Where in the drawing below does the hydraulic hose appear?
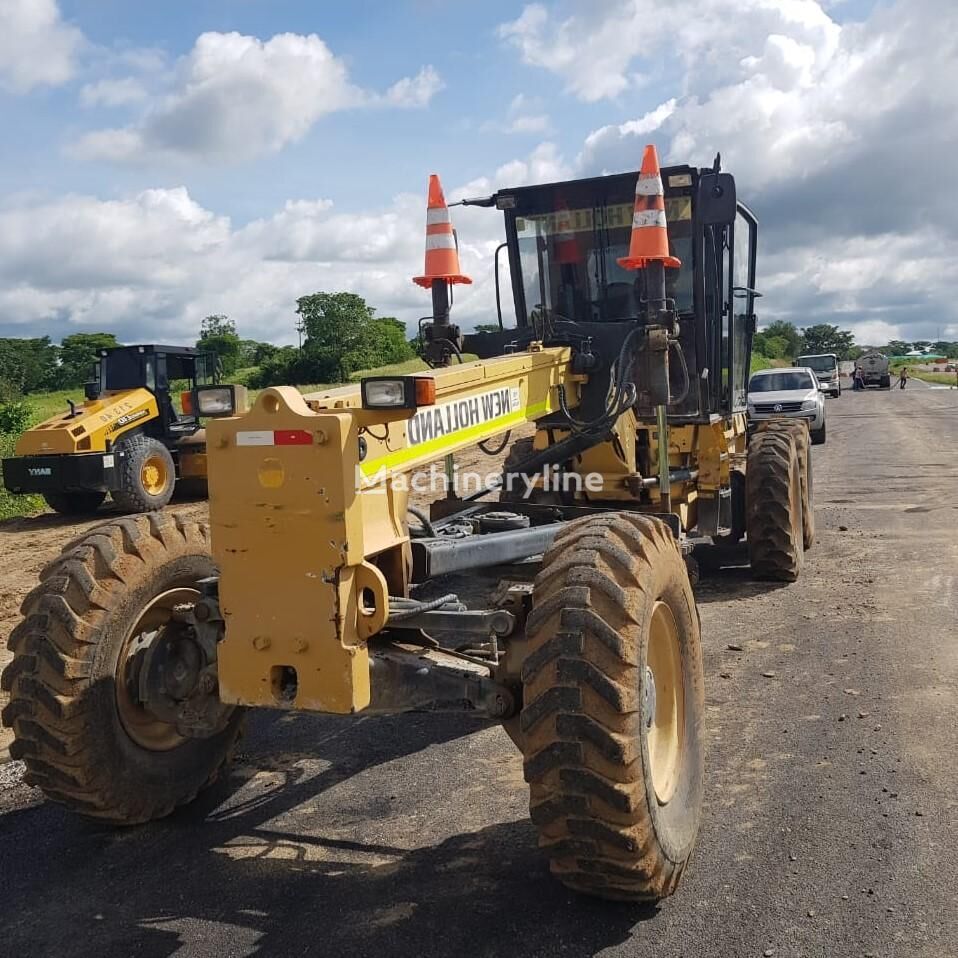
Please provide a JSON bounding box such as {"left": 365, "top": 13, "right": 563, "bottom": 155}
{"left": 407, "top": 506, "right": 437, "bottom": 538}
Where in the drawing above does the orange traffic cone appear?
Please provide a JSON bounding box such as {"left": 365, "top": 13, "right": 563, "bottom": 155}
{"left": 413, "top": 174, "right": 472, "bottom": 288}
{"left": 617, "top": 144, "right": 681, "bottom": 271}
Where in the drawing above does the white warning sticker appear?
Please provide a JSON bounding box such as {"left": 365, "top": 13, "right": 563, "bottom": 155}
{"left": 236, "top": 430, "right": 276, "bottom": 447}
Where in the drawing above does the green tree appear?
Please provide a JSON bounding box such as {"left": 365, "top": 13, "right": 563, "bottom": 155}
{"left": 239, "top": 339, "right": 278, "bottom": 367}
{"left": 297, "top": 292, "right": 372, "bottom": 381}
{"left": 345, "top": 317, "right": 413, "bottom": 372}
{"left": 296, "top": 293, "right": 412, "bottom": 382}
{"left": 0, "top": 337, "right": 60, "bottom": 394}
{"left": 248, "top": 346, "right": 299, "bottom": 389}
{"left": 884, "top": 340, "right": 911, "bottom": 356}
{"left": 197, "top": 315, "right": 242, "bottom": 376}
{"left": 799, "top": 324, "right": 855, "bottom": 358}
{"left": 762, "top": 321, "right": 802, "bottom": 359}
{"left": 58, "top": 332, "right": 119, "bottom": 388}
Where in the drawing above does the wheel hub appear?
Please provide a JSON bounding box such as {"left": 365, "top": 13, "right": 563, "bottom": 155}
{"left": 140, "top": 455, "right": 168, "bottom": 496}
{"left": 116, "top": 588, "right": 197, "bottom": 751}
{"left": 643, "top": 665, "right": 656, "bottom": 729}
{"left": 645, "top": 601, "right": 686, "bottom": 805}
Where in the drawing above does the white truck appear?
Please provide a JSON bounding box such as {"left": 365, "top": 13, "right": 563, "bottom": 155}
{"left": 796, "top": 352, "right": 841, "bottom": 397}
{"left": 857, "top": 350, "right": 891, "bottom": 389}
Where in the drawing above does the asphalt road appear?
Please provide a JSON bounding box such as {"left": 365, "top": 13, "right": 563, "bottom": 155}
{"left": 1, "top": 381, "right": 956, "bottom": 957}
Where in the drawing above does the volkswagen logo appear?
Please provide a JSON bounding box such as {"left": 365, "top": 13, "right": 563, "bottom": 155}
{"left": 773, "top": 403, "right": 783, "bottom": 412}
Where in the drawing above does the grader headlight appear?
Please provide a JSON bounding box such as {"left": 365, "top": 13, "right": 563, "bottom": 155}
{"left": 361, "top": 376, "right": 436, "bottom": 410}
{"left": 195, "top": 384, "right": 248, "bottom": 417}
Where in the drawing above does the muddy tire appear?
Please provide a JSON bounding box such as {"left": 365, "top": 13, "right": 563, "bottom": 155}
{"left": 763, "top": 422, "right": 814, "bottom": 550}
{"left": 42, "top": 490, "right": 107, "bottom": 516}
{"left": 520, "top": 512, "right": 704, "bottom": 901}
{"left": 1, "top": 512, "right": 243, "bottom": 824}
{"left": 112, "top": 434, "right": 176, "bottom": 513}
{"left": 746, "top": 429, "right": 805, "bottom": 581}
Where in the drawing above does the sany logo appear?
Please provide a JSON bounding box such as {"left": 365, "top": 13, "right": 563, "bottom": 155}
{"left": 28, "top": 467, "right": 52, "bottom": 477}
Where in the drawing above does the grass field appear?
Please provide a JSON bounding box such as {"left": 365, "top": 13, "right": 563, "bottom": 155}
{"left": 889, "top": 360, "right": 958, "bottom": 386}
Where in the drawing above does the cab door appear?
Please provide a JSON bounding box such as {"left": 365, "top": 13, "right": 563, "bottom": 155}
{"left": 729, "top": 206, "right": 758, "bottom": 412}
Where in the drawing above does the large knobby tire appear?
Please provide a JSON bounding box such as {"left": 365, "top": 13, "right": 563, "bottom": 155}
{"left": 520, "top": 513, "right": 704, "bottom": 901}
{"left": 112, "top": 434, "right": 176, "bottom": 513}
{"left": 42, "top": 490, "right": 107, "bottom": 516}
{"left": 763, "top": 421, "right": 814, "bottom": 550}
{"left": 1, "top": 512, "right": 244, "bottom": 824}
{"left": 746, "top": 429, "right": 805, "bottom": 581}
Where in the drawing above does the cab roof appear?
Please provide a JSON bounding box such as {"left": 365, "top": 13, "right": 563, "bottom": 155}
{"left": 100, "top": 344, "right": 202, "bottom": 357}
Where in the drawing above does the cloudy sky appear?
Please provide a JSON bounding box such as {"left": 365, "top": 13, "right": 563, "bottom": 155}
{"left": 0, "top": 0, "right": 955, "bottom": 347}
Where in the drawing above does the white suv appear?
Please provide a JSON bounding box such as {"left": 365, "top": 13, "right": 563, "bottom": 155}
{"left": 747, "top": 367, "right": 826, "bottom": 445}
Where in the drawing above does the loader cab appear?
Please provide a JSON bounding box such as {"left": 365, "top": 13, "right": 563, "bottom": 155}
{"left": 490, "top": 166, "right": 758, "bottom": 423}
{"left": 95, "top": 345, "right": 216, "bottom": 440}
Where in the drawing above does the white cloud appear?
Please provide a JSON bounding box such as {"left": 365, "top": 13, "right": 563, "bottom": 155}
{"left": 483, "top": 94, "right": 553, "bottom": 135}
{"left": 0, "top": 138, "right": 579, "bottom": 342}
{"left": 80, "top": 77, "right": 149, "bottom": 108}
{"left": 0, "top": 0, "right": 84, "bottom": 93}
{"left": 500, "top": 0, "right": 958, "bottom": 340}
{"left": 72, "top": 32, "right": 442, "bottom": 164}
{"left": 500, "top": 0, "right": 841, "bottom": 103}
{"left": 382, "top": 65, "right": 444, "bottom": 108}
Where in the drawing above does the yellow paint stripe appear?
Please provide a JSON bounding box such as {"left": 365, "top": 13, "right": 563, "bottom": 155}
{"left": 360, "top": 398, "right": 551, "bottom": 480}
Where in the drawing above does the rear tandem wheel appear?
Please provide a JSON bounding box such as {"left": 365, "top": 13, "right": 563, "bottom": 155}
{"left": 746, "top": 425, "right": 805, "bottom": 581}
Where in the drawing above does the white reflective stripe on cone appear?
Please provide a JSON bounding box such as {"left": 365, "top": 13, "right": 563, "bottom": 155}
{"left": 634, "top": 174, "right": 665, "bottom": 196}
{"left": 633, "top": 209, "right": 668, "bottom": 228}
{"left": 425, "top": 233, "right": 457, "bottom": 250}
{"left": 426, "top": 208, "right": 451, "bottom": 226}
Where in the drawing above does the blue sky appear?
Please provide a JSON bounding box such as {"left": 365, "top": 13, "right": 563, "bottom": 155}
{"left": 7, "top": 1, "right": 626, "bottom": 216}
{"left": 0, "top": 0, "right": 955, "bottom": 348}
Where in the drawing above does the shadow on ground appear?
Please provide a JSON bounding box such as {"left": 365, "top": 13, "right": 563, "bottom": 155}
{"left": 691, "top": 542, "right": 789, "bottom": 604}
{"left": 1, "top": 710, "right": 654, "bottom": 958}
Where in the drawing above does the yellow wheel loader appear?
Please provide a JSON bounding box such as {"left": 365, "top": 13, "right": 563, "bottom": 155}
{"left": 1, "top": 150, "right": 812, "bottom": 902}
{"left": 1, "top": 345, "right": 219, "bottom": 515}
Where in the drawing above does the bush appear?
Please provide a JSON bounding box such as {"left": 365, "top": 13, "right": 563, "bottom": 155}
{"left": 0, "top": 398, "right": 32, "bottom": 434}
{"left": 0, "top": 430, "right": 43, "bottom": 520}
{"left": 247, "top": 347, "right": 300, "bottom": 389}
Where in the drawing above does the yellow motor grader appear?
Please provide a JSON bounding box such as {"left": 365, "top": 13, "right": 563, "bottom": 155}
{"left": 2, "top": 344, "right": 216, "bottom": 515}
{"left": 1, "top": 151, "right": 812, "bottom": 902}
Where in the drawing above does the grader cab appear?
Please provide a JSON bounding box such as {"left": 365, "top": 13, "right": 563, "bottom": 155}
{"left": 1, "top": 147, "right": 813, "bottom": 902}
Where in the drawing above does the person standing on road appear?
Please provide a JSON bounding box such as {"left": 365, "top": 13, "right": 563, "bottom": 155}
{"left": 853, "top": 366, "right": 864, "bottom": 390}
{"left": 899, "top": 367, "right": 908, "bottom": 390}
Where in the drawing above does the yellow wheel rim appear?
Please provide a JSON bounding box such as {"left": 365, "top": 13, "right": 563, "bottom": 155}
{"left": 645, "top": 601, "right": 685, "bottom": 805}
{"left": 140, "top": 454, "right": 169, "bottom": 496}
{"left": 115, "top": 587, "right": 197, "bottom": 752}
